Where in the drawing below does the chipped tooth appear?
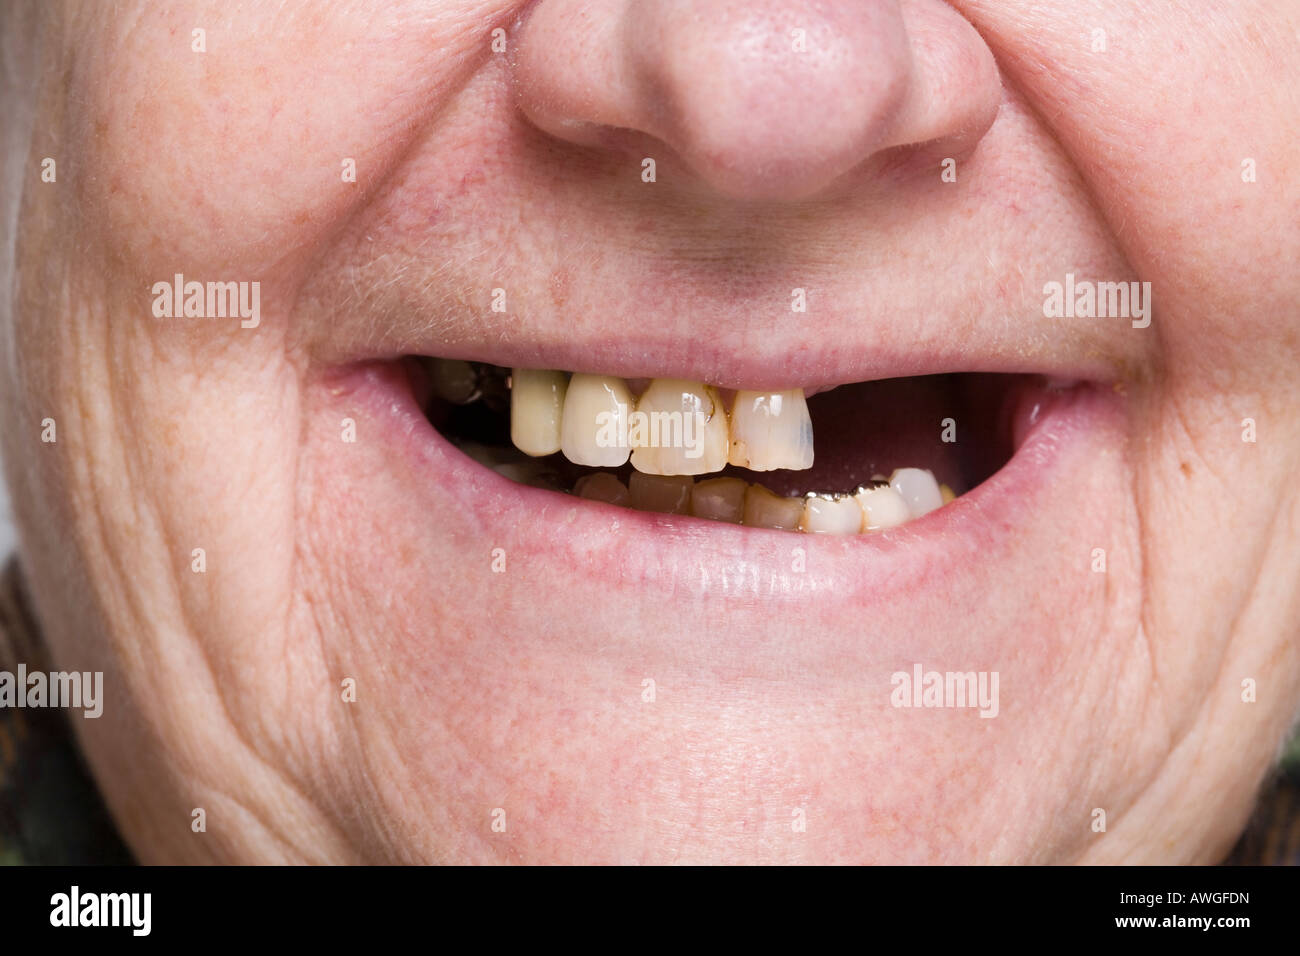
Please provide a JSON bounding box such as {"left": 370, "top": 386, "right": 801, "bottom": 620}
{"left": 727, "top": 389, "right": 814, "bottom": 472}
{"left": 890, "top": 468, "right": 944, "bottom": 519}
{"left": 561, "top": 374, "right": 636, "bottom": 467}
{"left": 629, "top": 379, "right": 730, "bottom": 475}
{"left": 800, "top": 494, "right": 864, "bottom": 534}
{"left": 430, "top": 358, "right": 481, "bottom": 404}
{"left": 510, "top": 368, "right": 568, "bottom": 457}
{"left": 742, "top": 484, "right": 805, "bottom": 530}
{"left": 691, "top": 477, "right": 747, "bottom": 523}
{"left": 628, "top": 472, "right": 694, "bottom": 514}
{"left": 940, "top": 483, "right": 956, "bottom": 504}
{"left": 855, "top": 484, "right": 910, "bottom": 531}
{"left": 574, "top": 471, "right": 630, "bottom": 506}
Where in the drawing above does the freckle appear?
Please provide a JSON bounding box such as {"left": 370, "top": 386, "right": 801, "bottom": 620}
{"left": 293, "top": 210, "right": 309, "bottom": 225}
{"left": 1180, "top": 462, "right": 1192, "bottom": 478}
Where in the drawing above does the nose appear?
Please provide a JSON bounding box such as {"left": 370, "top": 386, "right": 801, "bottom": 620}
{"left": 513, "top": 0, "right": 1002, "bottom": 200}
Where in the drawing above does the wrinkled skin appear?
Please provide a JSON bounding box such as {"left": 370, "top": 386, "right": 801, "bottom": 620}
{"left": 1, "top": 0, "right": 1297, "bottom": 863}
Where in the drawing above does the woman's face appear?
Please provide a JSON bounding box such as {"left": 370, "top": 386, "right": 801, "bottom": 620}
{"left": 3, "top": 0, "right": 1298, "bottom": 863}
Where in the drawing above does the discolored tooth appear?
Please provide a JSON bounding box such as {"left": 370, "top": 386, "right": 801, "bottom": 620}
{"left": 855, "top": 484, "right": 910, "bottom": 531}
{"left": 628, "top": 472, "right": 693, "bottom": 514}
{"left": 430, "top": 358, "right": 481, "bottom": 404}
{"left": 727, "top": 389, "right": 814, "bottom": 472}
{"left": 629, "top": 379, "right": 729, "bottom": 475}
{"left": 940, "top": 483, "right": 956, "bottom": 504}
{"left": 800, "top": 495, "right": 864, "bottom": 534}
{"left": 742, "top": 484, "right": 804, "bottom": 530}
{"left": 561, "top": 374, "right": 635, "bottom": 467}
{"left": 691, "top": 477, "right": 747, "bottom": 523}
{"left": 890, "top": 468, "right": 944, "bottom": 519}
{"left": 511, "top": 368, "right": 568, "bottom": 457}
{"left": 574, "top": 472, "right": 629, "bottom": 506}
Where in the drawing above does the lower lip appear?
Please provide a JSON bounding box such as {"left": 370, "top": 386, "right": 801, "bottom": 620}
{"left": 334, "top": 361, "right": 1121, "bottom": 616}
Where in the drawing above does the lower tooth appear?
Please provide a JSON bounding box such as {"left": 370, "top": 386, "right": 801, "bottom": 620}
{"left": 799, "top": 494, "right": 864, "bottom": 534}
{"left": 574, "top": 472, "right": 630, "bottom": 505}
{"left": 940, "top": 483, "right": 956, "bottom": 504}
{"left": 628, "top": 472, "right": 694, "bottom": 514}
{"left": 690, "top": 477, "right": 747, "bottom": 523}
{"left": 889, "top": 468, "right": 944, "bottom": 519}
{"left": 742, "top": 484, "right": 804, "bottom": 530}
{"left": 492, "top": 461, "right": 563, "bottom": 490}
{"left": 456, "top": 440, "right": 509, "bottom": 468}
{"left": 855, "top": 484, "right": 910, "bottom": 531}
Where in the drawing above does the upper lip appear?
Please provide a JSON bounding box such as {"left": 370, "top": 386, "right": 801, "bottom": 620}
{"left": 312, "top": 322, "right": 1127, "bottom": 392}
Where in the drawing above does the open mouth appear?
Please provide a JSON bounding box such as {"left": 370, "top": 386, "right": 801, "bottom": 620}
{"left": 407, "top": 357, "right": 1074, "bottom": 534}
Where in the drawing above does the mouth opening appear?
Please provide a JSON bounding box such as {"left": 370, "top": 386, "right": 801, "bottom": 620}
{"left": 406, "top": 357, "right": 1044, "bottom": 533}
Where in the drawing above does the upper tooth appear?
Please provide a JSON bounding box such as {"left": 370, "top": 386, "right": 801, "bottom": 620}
{"left": 889, "top": 468, "right": 943, "bottom": 518}
{"left": 728, "top": 389, "right": 814, "bottom": 472}
{"left": 855, "top": 484, "right": 910, "bottom": 530}
{"left": 691, "top": 477, "right": 747, "bottom": 523}
{"left": 511, "top": 368, "right": 568, "bottom": 457}
{"left": 561, "top": 374, "right": 635, "bottom": 467}
{"left": 629, "top": 379, "right": 729, "bottom": 475}
{"left": 430, "top": 359, "right": 481, "bottom": 404}
{"left": 799, "top": 494, "right": 864, "bottom": 534}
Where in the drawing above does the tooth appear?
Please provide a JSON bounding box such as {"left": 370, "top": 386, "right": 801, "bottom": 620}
{"left": 455, "top": 440, "right": 509, "bottom": 468}
{"left": 742, "top": 484, "right": 804, "bottom": 530}
{"left": 629, "top": 379, "right": 729, "bottom": 475}
{"left": 561, "top": 374, "right": 635, "bottom": 467}
{"left": 510, "top": 368, "right": 568, "bottom": 457}
{"left": 628, "top": 472, "right": 693, "bottom": 514}
{"left": 855, "top": 484, "right": 910, "bottom": 531}
{"left": 727, "top": 389, "right": 814, "bottom": 472}
{"left": 940, "top": 483, "right": 956, "bottom": 504}
{"left": 890, "top": 468, "right": 943, "bottom": 519}
{"left": 430, "top": 359, "right": 480, "bottom": 404}
{"left": 691, "top": 477, "right": 747, "bottom": 523}
{"left": 800, "top": 494, "right": 864, "bottom": 534}
{"left": 574, "top": 471, "right": 630, "bottom": 506}
{"left": 492, "top": 460, "right": 563, "bottom": 490}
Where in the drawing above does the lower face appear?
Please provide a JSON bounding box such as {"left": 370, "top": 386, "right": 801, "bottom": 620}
{"left": 3, "top": 0, "right": 1300, "bottom": 863}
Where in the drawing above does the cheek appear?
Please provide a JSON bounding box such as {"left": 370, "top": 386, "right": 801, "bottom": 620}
{"left": 68, "top": 0, "right": 521, "bottom": 283}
